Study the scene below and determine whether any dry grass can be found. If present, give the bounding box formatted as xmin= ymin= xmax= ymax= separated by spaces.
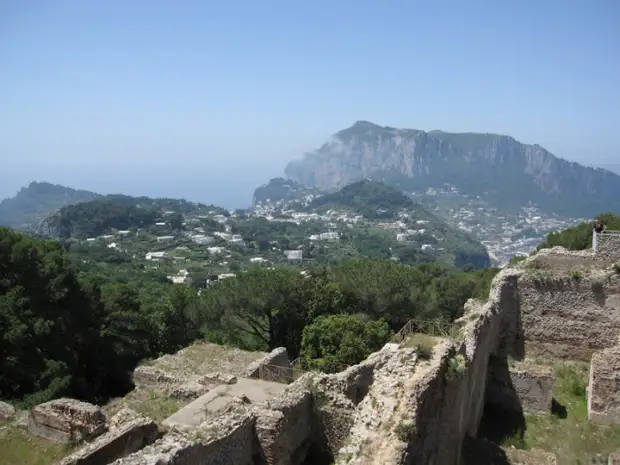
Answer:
xmin=104 ymin=389 xmax=187 ymax=424
xmin=505 ymin=361 xmax=620 ymax=464
xmin=141 ymin=341 xmax=266 ymax=379
xmin=0 ymin=421 xmax=75 ymax=465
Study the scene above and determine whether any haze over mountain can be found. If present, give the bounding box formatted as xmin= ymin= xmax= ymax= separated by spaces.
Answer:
xmin=284 ymin=121 xmax=620 ymax=218
xmin=1 ymin=2 xmax=619 ymax=208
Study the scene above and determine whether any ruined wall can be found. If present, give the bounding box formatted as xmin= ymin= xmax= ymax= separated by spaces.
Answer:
xmin=596 ymin=231 xmax=620 ymax=263
xmin=242 ymin=347 xmax=291 ymax=379
xmin=518 ymin=249 xmax=620 ymax=361
xmin=588 ymin=346 xmax=620 ymax=426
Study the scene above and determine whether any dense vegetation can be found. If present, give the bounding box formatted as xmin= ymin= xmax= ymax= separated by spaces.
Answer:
xmin=42 ymin=194 xmax=229 ymax=239
xmin=0 ymin=227 xmax=499 ymax=406
xmin=307 ymin=180 xmax=423 ymax=220
xmin=252 ymin=177 xmax=318 ymax=205
xmin=537 ymin=213 xmax=620 ymax=251
xmin=0 ymin=182 xmax=99 ymax=231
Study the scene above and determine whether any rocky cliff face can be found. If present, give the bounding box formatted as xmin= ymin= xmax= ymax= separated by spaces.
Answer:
xmin=285 ymin=121 xmax=620 ymax=217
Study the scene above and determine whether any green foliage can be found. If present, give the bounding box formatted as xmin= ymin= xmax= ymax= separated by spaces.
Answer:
xmin=613 ymin=263 xmax=620 ymax=274
xmin=308 ymin=180 xmax=420 ymax=220
xmin=446 ymin=353 xmax=467 ymax=380
xmin=538 ymin=213 xmax=620 ymax=251
xmin=394 ymin=419 xmax=416 ymax=442
xmin=299 ymin=314 xmax=392 ymax=373
xmin=46 ymin=199 xmax=159 ymax=239
xmin=556 ymin=365 xmax=587 ymax=398
xmin=0 ymin=227 xmax=201 ymax=406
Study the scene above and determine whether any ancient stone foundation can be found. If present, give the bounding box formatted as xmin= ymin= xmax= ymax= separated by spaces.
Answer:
xmin=29 ymin=398 xmax=108 ymax=443
xmin=588 ymin=346 xmax=620 ymax=425
xmin=57 ymin=408 xmax=160 ymax=465
xmin=486 ymin=357 xmax=555 ymax=415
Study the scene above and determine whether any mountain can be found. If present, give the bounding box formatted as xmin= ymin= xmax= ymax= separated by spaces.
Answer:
xmin=0 ymin=182 xmax=100 ymax=231
xmin=284 ymin=121 xmax=620 ymax=217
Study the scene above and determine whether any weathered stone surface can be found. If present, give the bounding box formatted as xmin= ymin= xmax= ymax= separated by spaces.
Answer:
xmin=0 ymin=400 xmax=16 ymax=421
xmin=132 ymin=366 xmax=182 ymax=388
xmin=518 ymin=250 xmax=620 ymax=361
xmin=596 ymin=231 xmax=620 ymax=263
xmin=56 ymin=408 xmax=159 ymax=465
xmin=29 ymin=398 xmax=108 ymax=443
xmin=487 ymin=358 xmax=555 ymax=415
xmin=200 ymin=372 xmax=238 ymax=385
xmin=253 ymin=382 xmax=314 ymax=465
xmin=609 ymin=448 xmax=620 ymax=465
xmin=110 ymin=412 xmax=256 ymax=465
xmin=330 ymin=268 xmax=522 ymax=465
xmin=588 ymin=346 xmax=620 ymax=425
xmin=167 ymin=380 xmax=212 ymax=400
xmin=242 ymin=347 xmax=291 ymax=379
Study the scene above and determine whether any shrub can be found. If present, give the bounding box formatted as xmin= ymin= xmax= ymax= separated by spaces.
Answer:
xmin=446 ymin=353 xmax=467 ymax=380
xmin=395 ymin=419 xmax=416 ymax=442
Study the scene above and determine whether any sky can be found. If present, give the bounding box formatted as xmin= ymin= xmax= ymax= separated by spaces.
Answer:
xmin=1 ymin=0 xmax=619 ymax=208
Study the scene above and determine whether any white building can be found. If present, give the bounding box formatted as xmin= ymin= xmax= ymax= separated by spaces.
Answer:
xmin=284 ymin=250 xmax=303 ymax=262
xmin=207 ymin=246 xmax=226 ymax=255
xmin=191 ymin=234 xmax=215 ymax=245
xmin=146 ymin=251 xmax=167 ymax=260
xmin=156 ymin=235 xmax=175 ymax=243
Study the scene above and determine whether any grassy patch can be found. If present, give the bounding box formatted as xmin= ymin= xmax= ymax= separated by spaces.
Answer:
xmin=402 ymin=332 xmax=438 ymax=360
xmin=105 ymin=389 xmax=186 ymax=424
xmin=0 ymin=421 xmax=75 ymax=465
xmin=515 ymin=362 xmax=620 ymax=464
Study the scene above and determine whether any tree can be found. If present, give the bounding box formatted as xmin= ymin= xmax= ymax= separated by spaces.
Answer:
xmin=299 ymin=314 xmax=392 ymax=373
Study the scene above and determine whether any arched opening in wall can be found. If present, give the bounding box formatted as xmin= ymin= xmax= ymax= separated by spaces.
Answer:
xmin=476 ymin=354 xmax=526 ymax=447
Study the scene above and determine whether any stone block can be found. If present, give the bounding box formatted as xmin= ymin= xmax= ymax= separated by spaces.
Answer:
xmin=0 ymin=401 xmax=16 ymax=421
xmin=509 ymin=361 xmax=555 ymax=414
xmin=486 ymin=357 xmax=555 ymax=415
xmin=132 ymin=366 xmax=181 ymax=388
xmin=56 ymin=409 xmax=159 ymax=465
xmin=29 ymin=398 xmax=107 ymax=443
xmin=200 ymin=372 xmax=238 ymax=385
xmin=588 ymin=346 xmax=620 ymax=425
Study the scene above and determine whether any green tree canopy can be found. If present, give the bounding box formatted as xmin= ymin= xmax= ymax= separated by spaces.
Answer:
xmin=299 ymin=314 xmax=392 ymax=373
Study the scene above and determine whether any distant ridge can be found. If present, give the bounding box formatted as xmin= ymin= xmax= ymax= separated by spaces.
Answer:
xmin=284 ymin=121 xmax=620 ymax=217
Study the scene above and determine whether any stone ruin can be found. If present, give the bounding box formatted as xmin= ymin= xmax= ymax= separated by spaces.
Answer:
xmin=5 ymin=245 xmax=620 ymax=465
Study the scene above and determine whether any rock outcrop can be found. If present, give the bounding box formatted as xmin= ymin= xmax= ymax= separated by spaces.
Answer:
xmin=29 ymin=398 xmax=108 ymax=443
xmin=56 ymin=408 xmax=159 ymax=465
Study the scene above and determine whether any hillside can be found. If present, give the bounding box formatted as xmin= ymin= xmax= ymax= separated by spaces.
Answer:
xmin=284 ymin=121 xmax=620 ymax=217
xmin=253 ymin=180 xmax=490 ymax=269
xmin=42 ymin=194 xmax=229 ymax=239
xmin=0 ymin=182 xmax=100 ymax=231
xmin=252 ymin=177 xmax=320 ymax=206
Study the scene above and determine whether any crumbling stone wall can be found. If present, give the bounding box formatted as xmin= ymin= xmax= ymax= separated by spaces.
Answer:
xmin=518 ymin=253 xmax=620 ymax=361
xmin=588 ymin=346 xmax=620 ymax=425
xmin=57 ymin=408 xmax=160 ymax=465
xmin=110 ymin=412 xmax=256 ymax=465
xmin=596 ymin=231 xmax=620 ymax=263
xmin=242 ymin=347 xmax=292 ymax=380
xmin=485 ymin=357 xmax=555 ymax=415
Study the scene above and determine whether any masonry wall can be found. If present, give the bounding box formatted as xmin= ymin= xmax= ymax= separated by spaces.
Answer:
xmin=399 ymin=270 xmax=521 ymax=465
xmin=518 ymin=269 xmax=620 ymax=361
xmin=596 ymin=231 xmax=620 ymax=263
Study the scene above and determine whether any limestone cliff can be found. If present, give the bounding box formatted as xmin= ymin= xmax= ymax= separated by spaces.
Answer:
xmin=284 ymin=121 xmax=620 ymax=216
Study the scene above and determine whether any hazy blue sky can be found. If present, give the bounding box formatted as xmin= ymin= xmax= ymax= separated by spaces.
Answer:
xmin=1 ymin=0 xmax=619 ymax=207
